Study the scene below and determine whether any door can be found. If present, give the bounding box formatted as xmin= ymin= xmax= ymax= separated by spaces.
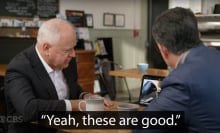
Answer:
xmin=146 ymin=0 xmax=168 ymax=69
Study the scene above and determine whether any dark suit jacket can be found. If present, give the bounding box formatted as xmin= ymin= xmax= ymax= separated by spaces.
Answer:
xmin=133 ymin=44 xmax=220 ymax=133
xmin=4 ymin=45 xmax=84 ymax=133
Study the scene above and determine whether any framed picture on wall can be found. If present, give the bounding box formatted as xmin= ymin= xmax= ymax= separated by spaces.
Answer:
xmin=85 ymin=14 xmax=94 ymax=28
xmin=65 ymin=10 xmax=86 ymax=27
xmin=103 ymin=13 xmax=114 ymax=26
xmin=115 ymin=14 xmax=125 ymax=27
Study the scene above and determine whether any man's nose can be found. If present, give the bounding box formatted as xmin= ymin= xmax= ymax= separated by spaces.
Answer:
xmin=69 ymin=49 xmax=75 ymax=57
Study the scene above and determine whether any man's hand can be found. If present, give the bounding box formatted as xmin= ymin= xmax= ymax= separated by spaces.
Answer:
xmin=103 ymin=98 xmax=114 ymax=110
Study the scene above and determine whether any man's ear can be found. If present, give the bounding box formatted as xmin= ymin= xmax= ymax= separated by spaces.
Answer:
xmin=41 ymin=42 xmax=51 ymax=57
xmin=42 ymin=43 xmax=50 ymax=51
xmin=157 ymin=44 xmax=169 ymax=59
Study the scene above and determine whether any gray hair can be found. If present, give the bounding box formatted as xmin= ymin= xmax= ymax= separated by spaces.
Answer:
xmin=37 ymin=18 xmax=75 ymax=45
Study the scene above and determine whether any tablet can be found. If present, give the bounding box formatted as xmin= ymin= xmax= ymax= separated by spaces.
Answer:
xmin=138 ymin=75 xmax=164 ymax=106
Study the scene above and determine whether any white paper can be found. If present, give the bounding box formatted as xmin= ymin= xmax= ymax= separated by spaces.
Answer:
xmin=93 ymin=80 xmax=101 ymax=93
xmin=76 ymin=28 xmax=90 ymax=40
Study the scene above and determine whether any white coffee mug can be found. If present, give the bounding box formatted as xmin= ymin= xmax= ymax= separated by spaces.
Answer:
xmin=78 ymin=95 xmax=104 ymax=111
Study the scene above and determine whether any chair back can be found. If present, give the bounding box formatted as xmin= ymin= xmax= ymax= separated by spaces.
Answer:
xmin=99 ymin=59 xmax=116 ymax=100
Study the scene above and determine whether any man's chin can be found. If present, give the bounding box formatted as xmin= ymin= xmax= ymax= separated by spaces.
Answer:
xmin=62 ymin=64 xmax=69 ymax=69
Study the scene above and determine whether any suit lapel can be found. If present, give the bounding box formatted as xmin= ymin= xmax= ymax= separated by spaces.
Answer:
xmin=63 ymin=68 xmax=74 ymax=98
xmin=63 ymin=58 xmax=78 ymax=99
xmin=28 ymin=45 xmax=59 ymax=99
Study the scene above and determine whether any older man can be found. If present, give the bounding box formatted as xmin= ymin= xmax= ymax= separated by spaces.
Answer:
xmin=4 ymin=18 xmax=112 ymax=133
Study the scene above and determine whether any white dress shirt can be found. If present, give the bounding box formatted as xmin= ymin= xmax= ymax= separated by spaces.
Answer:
xmin=35 ymin=46 xmax=72 ymax=111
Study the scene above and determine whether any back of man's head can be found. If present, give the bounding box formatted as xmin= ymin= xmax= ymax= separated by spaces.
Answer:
xmin=152 ymin=7 xmax=201 ymax=55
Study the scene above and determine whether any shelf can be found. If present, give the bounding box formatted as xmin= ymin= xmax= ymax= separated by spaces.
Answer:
xmin=196 ymin=14 xmax=220 ymax=22
xmin=0 ymin=36 xmax=36 ymax=39
xmin=0 ymin=27 xmax=38 ymax=38
xmin=196 ymin=14 xmax=220 ymax=17
xmin=0 ymin=26 xmax=38 ymax=29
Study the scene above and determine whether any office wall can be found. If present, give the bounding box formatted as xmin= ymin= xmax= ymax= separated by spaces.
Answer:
xmin=60 ymin=0 xmax=148 ymax=91
xmin=60 ymin=0 xmax=220 ymax=92
xmin=60 ymin=0 xmax=141 ymax=29
xmin=202 ymin=0 xmax=220 ymax=14
xmin=169 ymin=0 xmax=220 ymax=14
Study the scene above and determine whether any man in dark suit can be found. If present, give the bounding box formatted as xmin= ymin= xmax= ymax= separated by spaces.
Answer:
xmin=133 ymin=7 xmax=220 ymax=133
xmin=4 ymin=18 xmax=112 ymax=133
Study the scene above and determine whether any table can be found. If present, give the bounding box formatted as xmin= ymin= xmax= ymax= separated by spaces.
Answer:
xmin=0 ymin=64 xmax=7 ymax=76
xmin=109 ymin=68 xmax=169 ymax=78
xmin=32 ymin=102 xmax=143 ymax=133
xmin=64 ymin=129 xmax=131 ymax=133
xmin=62 ymin=101 xmax=144 ymax=133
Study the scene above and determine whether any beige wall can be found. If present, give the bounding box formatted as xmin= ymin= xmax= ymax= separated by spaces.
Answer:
xmin=60 ymin=0 xmax=141 ymax=29
xmin=60 ymin=0 xmax=148 ymax=91
xmin=88 ymin=0 xmax=148 ymax=91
